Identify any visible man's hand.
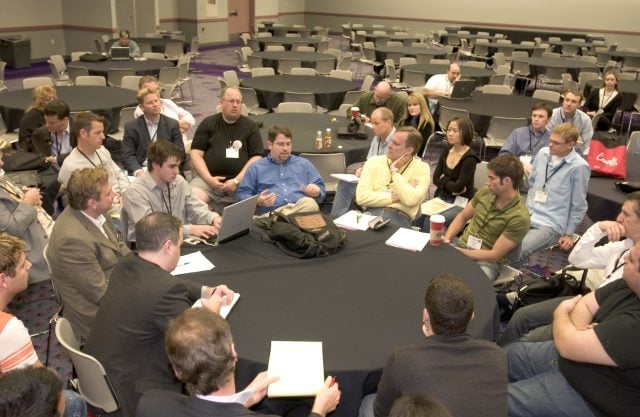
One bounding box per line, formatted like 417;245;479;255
558;235;576;251
598;220;625;242
311;376;341;417
220;178;238;193
190;225;218;239
135;170;145;177
212;216;222;233
301;183;321;198
556;294;582;315
21;188;42;206
257;189;276;207
206;176;226;191
178;119;191;133
200;291;224;313
211;284;234;305
390;152;411;170
244;372;280;408
45;156;56;165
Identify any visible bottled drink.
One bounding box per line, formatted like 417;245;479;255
315;130;323;150
324;128;332;148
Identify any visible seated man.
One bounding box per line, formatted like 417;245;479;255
0;235;86;417
443;154;530;281
190;87;263;213
331;107;396;216
238;125;325;215
122;87;183;176
135;75;196;138
353;81;405;125
499;191;640;346
84;212;234;417
137;308;341;417
31;99;75;169
358;274;507;417
499;102;552;173
0;367;67;417
124;140;221;241
47;167;130;341
506;242;640;417
356;127;430;228
546;89;593;155
109;29;141;58
519;123;590;261
422;63;461;114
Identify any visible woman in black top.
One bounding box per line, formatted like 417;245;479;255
402;92;435;157
18;85;57;150
583;70;622;131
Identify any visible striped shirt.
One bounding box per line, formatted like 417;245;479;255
0;312;39;374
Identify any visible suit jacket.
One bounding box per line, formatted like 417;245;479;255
46;208;129;341
30;125;76;166
84;253;202;417
122;114;183;174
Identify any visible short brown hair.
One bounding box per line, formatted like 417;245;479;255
531;102;553;118
147;139;184;172
0;234;25;277
396;126;423;156
487;154;524;190
67;167;109;210
372;107;394;124
551;123;579;144
267;124;292;142
165;308;235;395
71;111;104;138
562;88;583;101
424;274;474;336
43;99;70;120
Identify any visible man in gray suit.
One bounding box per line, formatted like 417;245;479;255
46;167;129;342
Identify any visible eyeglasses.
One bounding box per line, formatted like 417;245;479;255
222;99;242;105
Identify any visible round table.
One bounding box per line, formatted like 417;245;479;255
401;63;494;86
439;93;560;136
512;57;598;80
0;86;137;134
185;227;498;417
266;26;314;37
374;46;447;62
585;79;640;111
73;59;173;78
250;113;372;165
253;51;336;70
548;40;598;54
587;177;626;222
257;37;319;51
240;75;358;111
605;50;640;62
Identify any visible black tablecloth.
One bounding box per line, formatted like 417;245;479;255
249;113;372;165
74;59;173;78
240;75;358;111
0;86;137;134
584;79;640;112
374;46;446;62
257;37;319;51
253;51;336;70
587;177;626;222
439;93;560;136
484;43;535;55
184;227;498;417
401;64;494;86
606;50;640;61
512;57;598;79
266;26;314;37
107;37;181;53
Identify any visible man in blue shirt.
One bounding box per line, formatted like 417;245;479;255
238;124;325;215
499;102;552;167
519;123;590;262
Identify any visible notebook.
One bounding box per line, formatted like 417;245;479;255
110;46;131;60
450;79;476;99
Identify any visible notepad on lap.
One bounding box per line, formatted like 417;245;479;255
421;198;455;216
267;341;324;398
192;293;240;319
330;173;360;183
385;228;430;252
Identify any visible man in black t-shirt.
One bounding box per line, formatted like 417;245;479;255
506;242;640;417
189;87;263;213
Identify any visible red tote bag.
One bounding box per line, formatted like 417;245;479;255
587;132;627;179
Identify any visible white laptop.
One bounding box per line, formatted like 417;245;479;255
110;46;131;60
214;194;260;245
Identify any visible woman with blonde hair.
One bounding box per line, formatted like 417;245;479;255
583;70;622;131
402;92;435;156
18;85;57;149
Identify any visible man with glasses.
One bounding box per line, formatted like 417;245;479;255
189;87;263;213
423;63;461;113
546;89;593;155
353;81;405;125
238;124;325;215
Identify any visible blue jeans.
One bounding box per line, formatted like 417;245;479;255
506;341;596;417
63;390;87;417
498;297;568;346
330;181;357;216
451;238;500;282
518;225;560;264
357;393;376;417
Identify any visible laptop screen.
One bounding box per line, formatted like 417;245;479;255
450;79;477;99
111;46;130;59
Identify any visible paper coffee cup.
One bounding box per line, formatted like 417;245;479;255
430;214;446;246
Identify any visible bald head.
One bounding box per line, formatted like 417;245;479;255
447;63;461;83
373;81;392;105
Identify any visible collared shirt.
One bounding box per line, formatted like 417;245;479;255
196;389;253;405
58;146;130;196
134;99;196;128
124;172;218;240
499;125;550;161
80;211;108;238
237;154;326;215
50;126;72;164
366;128;396;160
547;108;594;155
526;147;590;235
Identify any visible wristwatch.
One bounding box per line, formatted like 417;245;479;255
232;178;239;186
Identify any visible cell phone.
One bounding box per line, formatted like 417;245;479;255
369;216;390;231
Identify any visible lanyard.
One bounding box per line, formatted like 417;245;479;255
543;158;566;190
0;179;23;199
528;128;543;155
52;132;62;156
77;149;104;167
605;250;628;281
160;184;172;215
559;112;574;124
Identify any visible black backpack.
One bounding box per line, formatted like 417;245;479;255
253;211;347;258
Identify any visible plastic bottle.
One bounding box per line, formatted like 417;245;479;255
324;128;332;148
315;130;323;150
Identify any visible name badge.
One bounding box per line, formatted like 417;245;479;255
467;235;482;250
519;155;532;166
226;147;239;159
453;196;468;208
534;190;548;204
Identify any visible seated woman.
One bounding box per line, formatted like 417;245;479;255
583;70;622;131
421;116;479;231
402;92;435;156
18;85;57;151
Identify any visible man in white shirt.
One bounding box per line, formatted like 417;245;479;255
423;63;461;113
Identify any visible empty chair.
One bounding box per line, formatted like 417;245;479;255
277;58;302;75
235;49;249;72
291;67;317;76
481;84;513;95
223;70;240;87
483;116;528;158
283;91;316;111
361;74;374;91
66;65;89;84
327;90;364;116
336;52;352;71
532;89;561;102
402;69;426;88
239;87;270;115
251;67;276;77
299;153;346;193
138;43;152;54
120;75;142;91
74;75;107;86
539;66;566;86
430;58;450;65
247;54;264;69
315;57;336;75
109;107;136;141
277;102;314;113
265;45;285;52
107;68;135;87
328;69;352;81
143;52;165;60
295;46;316;52
49;54;69;80
398;57;417;69
256;32;273;38
247;38;261;52
164;42;184;60
464;61;486;69
94;37;104;53
415;53;432;65
437;105;471;131
627;131;640;181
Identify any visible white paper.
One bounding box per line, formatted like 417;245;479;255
330;173;360;183
192;293;240;319
171;251;215;275
421;198;454;216
333;210;378;231
267;341;324;398
385;227;430;252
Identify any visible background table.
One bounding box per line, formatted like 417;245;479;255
484;42;535;55
605;50;640;62
185;227;498;417
250;113;372;165
439;93;560;136
401;64;494;86
365;33;421;45
265;26;313;38
73;59;173;78
512;57;598;80
374;46;446;62
0;86;136;134
257;37;319;51
585;78;640;111
107;37;181;53
240;75;357;111
252;51;336;70
587;177;626;222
